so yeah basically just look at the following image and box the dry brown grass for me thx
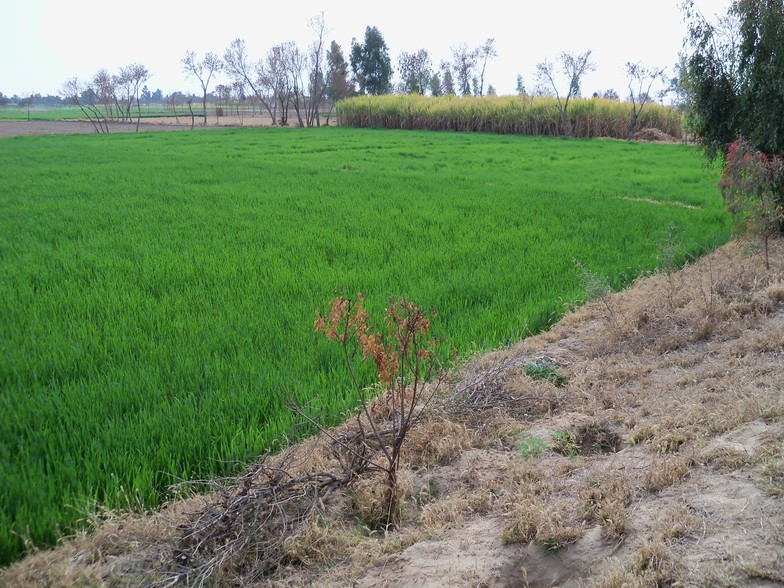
[582,469,633,540]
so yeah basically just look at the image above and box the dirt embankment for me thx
[2,239,783,587]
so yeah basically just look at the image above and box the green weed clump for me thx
[0,126,728,564]
[337,94,683,140]
[523,357,567,387]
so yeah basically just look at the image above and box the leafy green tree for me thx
[440,62,455,95]
[326,40,354,104]
[429,72,443,96]
[681,0,784,160]
[682,0,784,241]
[350,26,393,95]
[735,0,784,157]
[515,74,526,95]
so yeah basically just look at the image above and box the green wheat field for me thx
[0,126,728,563]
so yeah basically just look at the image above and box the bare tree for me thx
[18,92,36,122]
[214,83,231,110]
[223,38,277,123]
[304,11,329,127]
[477,38,497,96]
[536,50,596,136]
[92,69,116,120]
[283,42,308,127]
[113,70,133,122]
[625,61,667,140]
[232,82,246,121]
[451,43,479,96]
[182,50,223,125]
[264,43,292,125]
[61,77,109,133]
[112,64,149,129]
[127,64,151,131]
[166,92,182,125]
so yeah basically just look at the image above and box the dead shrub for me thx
[766,281,784,303]
[654,430,690,454]
[282,512,353,568]
[573,422,625,455]
[652,504,698,543]
[501,497,583,550]
[405,418,473,468]
[644,456,690,492]
[351,470,413,531]
[631,538,677,584]
[698,444,756,471]
[582,470,633,540]
[418,489,493,531]
[761,457,784,497]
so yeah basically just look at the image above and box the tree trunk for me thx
[187,99,195,130]
[627,112,639,141]
[561,110,570,137]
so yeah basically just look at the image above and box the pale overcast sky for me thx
[1,0,732,99]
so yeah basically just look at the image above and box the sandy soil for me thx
[2,239,783,587]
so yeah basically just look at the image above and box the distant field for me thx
[0,105,268,122]
[0,127,729,564]
[0,105,183,121]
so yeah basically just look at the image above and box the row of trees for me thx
[180,13,333,127]
[0,88,170,109]
[49,12,674,136]
[60,64,151,133]
[177,20,508,128]
[177,16,670,135]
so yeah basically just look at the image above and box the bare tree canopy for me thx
[304,11,329,127]
[477,38,497,97]
[224,38,277,123]
[536,50,596,136]
[624,61,667,140]
[181,50,222,124]
[61,64,149,133]
[451,43,479,96]
[60,77,109,133]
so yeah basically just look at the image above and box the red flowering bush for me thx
[719,137,784,268]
